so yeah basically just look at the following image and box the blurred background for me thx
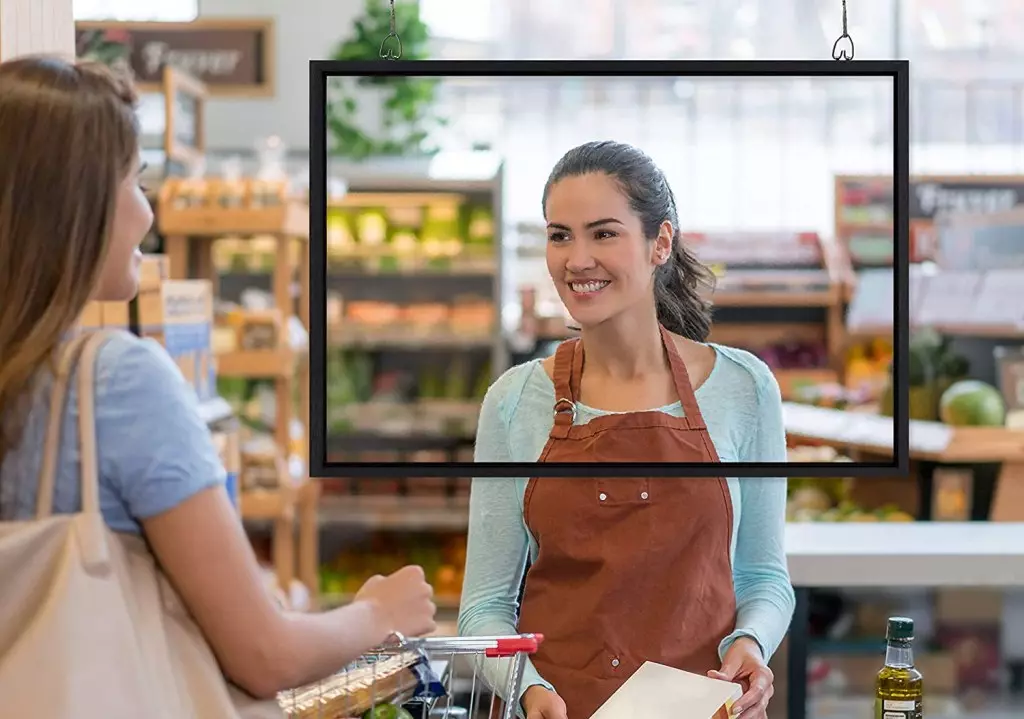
[6,0,1024,717]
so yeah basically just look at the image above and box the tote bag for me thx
[0,331,284,718]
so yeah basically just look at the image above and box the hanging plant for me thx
[328,0,446,161]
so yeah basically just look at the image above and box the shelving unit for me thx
[690,231,852,399]
[157,178,318,595]
[320,160,505,464]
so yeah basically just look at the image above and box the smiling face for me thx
[545,172,673,329]
[92,154,154,301]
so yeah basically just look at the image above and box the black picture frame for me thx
[308,60,910,478]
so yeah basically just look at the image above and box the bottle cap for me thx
[886,616,914,641]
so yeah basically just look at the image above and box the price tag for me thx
[908,421,953,454]
[915,271,984,326]
[840,414,895,450]
[971,269,1024,328]
[846,269,894,330]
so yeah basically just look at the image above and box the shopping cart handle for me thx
[485,634,545,657]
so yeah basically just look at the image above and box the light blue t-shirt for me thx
[0,331,226,533]
[457,343,796,704]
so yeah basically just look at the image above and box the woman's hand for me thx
[521,685,567,719]
[707,637,774,719]
[354,565,438,639]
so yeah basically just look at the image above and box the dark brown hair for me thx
[0,56,139,460]
[542,140,716,341]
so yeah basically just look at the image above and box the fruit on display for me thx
[880,330,970,421]
[844,339,892,400]
[319,533,466,601]
[787,477,914,522]
[364,704,414,719]
[939,380,1007,427]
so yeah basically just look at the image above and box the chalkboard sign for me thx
[936,206,1024,272]
[76,19,274,97]
[162,66,207,171]
[910,176,1024,263]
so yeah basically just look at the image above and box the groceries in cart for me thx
[277,633,543,719]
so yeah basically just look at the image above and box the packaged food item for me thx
[210,427,241,508]
[136,279,216,401]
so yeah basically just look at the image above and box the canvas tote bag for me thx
[0,331,285,718]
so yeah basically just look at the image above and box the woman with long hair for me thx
[0,55,436,700]
[459,141,795,719]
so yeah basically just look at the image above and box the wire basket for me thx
[277,633,544,719]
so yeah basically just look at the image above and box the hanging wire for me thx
[379,0,403,60]
[832,0,856,60]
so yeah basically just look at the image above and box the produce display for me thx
[752,340,831,372]
[325,349,489,436]
[318,532,466,601]
[326,198,495,272]
[939,379,1007,427]
[334,297,496,343]
[880,330,970,421]
[787,477,915,523]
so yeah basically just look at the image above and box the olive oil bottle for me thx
[875,617,923,719]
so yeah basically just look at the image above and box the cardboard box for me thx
[138,253,170,292]
[589,662,742,719]
[77,301,130,331]
[136,279,216,401]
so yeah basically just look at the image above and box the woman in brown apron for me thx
[462,141,793,719]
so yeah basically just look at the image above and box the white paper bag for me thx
[589,662,743,719]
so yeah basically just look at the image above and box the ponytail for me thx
[654,231,715,342]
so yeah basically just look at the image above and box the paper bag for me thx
[589,662,742,719]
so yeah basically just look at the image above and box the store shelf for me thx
[330,327,495,350]
[785,522,1024,588]
[318,494,470,530]
[216,348,303,377]
[240,487,297,521]
[158,199,309,238]
[710,290,837,308]
[782,401,1024,463]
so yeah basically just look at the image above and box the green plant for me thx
[328,0,445,160]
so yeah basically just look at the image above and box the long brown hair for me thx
[0,56,139,461]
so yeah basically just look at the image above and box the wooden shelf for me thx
[710,289,837,308]
[216,348,303,378]
[158,202,309,238]
[783,401,1024,463]
[240,487,296,521]
[330,191,467,208]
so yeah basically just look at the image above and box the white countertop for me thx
[785,522,1024,588]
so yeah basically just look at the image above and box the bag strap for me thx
[36,330,114,519]
[75,331,112,519]
[36,333,93,518]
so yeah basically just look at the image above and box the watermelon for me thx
[939,380,1006,427]
[363,705,414,719]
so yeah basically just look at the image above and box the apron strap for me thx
[659,325,708,430]
[550,338,580,437]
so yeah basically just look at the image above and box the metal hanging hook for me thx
[379,0,403,60]
[832,0,855,60]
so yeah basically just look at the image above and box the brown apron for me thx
[516,326,737,719]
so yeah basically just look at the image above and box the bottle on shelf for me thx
[875,616,923,719]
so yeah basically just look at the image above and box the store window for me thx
[73,0,198,21]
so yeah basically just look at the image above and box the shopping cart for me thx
[277,633,544,719]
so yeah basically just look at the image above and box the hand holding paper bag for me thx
[706,637,774,719]
[588,662,742,719]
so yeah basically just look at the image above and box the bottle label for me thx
[878,698,922,719]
